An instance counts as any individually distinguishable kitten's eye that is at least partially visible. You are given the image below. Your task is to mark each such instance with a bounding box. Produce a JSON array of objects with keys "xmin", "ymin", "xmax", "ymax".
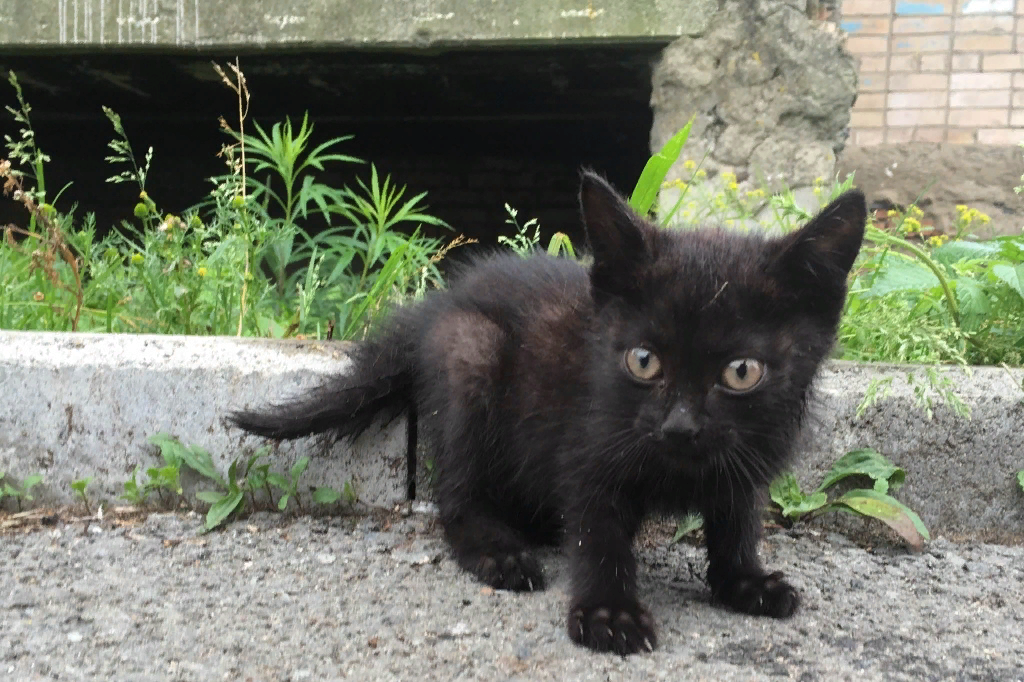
[
  {"xmin": 720, "ymin": 358, "xmax": 765, "ymax": 392},
  {"xmin": 624, "ymin": 347, "xmax": 662, "ymax": 381}
]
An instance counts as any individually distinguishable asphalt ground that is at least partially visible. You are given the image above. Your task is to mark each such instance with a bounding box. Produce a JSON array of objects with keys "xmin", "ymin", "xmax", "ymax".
[{"xmin": 2, "ymin": 506, "xmax": 1023, "ymax": 682}]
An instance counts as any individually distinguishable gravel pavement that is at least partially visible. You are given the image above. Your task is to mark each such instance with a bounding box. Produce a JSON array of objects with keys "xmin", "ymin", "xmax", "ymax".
[{"xmin": 2, "ymin": 507, "xmax": 1023, "ymax": 682}]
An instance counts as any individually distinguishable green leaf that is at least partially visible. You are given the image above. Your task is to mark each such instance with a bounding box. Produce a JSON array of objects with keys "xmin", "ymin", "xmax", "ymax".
[
  {"xmin": 147, "ymin": 432, "xmax": 187, "ymax": 470},
  {"xmin": 1017, "ymin": 470, "xmax": 1024, "ymax": 492},
  {"xmin": 22, "ymin": 474, "xmax": 43, "ymax": 493},
  {"xmin": 205, "ymin": 490, "xmax": 244, "ymax": 530},
  {"xmin": 930, "ymin": 240, "xmax": 1001, "ymax": 266},
  {"xmin": 196, "ymin": 490, "xmax": 225, "ymax": 504},
  {"xmin": 670, "ymin": 513, "xmax": 703, "ymax": 543},
  {"xmin": 266, "ymin": 473, "xmax": 291, "ymax": 490},
  {"xmin": 815, "ymin": 448, "xmax": 905, "ymax": 495},
  {"xmin": 289, "ymin": 456, "xmax": 310, "ymax": 481},
  {"xmin": 71, "ymin": 477, "xmax": 92, "ymax": 494},
  {"xmin": 312, "ymin": 487, "xmax": 342, "ymax": 504},
  {"xmin": 628, "ymin": 117, "xmax": 693, "ymax": 216},
  {"xmin": 831, "ymin": 488, "xmax": 929, "ymax": 549},
  {"xmin": 864, "ymin": 257, "xmax": 940, "ymax": 297},
  {"xmin": 991, "ymin": 263, "xmax": 1024, "ymax": 302},
  {"xmin": 769, "ymin": 473, "xmax": 828, "ymax": 520},
  {"xmin": 277, "ymin": 493, "xmax": 291, "ymax": 511}
]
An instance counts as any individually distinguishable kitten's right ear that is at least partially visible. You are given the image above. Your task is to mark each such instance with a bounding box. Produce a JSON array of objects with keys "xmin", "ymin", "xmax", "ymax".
[{"xmin": 579, "ymin": 170, "xmax": 651, "ymax": 296}]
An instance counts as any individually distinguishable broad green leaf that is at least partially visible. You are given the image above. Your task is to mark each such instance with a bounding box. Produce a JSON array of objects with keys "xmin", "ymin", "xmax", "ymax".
[
  {"xmin": 769, "ymin": 473, "xmax": 828, "ymax": 519},
  {"xmin": 930, "ymin": 240, "xmax": 1001, "ymax": 266},
  {"xmin": 815, "ymin": 448, "xmax": 905, "ymax": 495},
  {"xmin": 290, "ymin": 456, "xmax": 310, "ymax": 481},
  {"xmin": 671, "ymin": 513, "xmax": 704, "ymax": 543},
  {"xmin": 148, "ymin": 432, "xmax": 188, "ymax": 469},
  {"xmin": 992, "ymin": 263, "xmax": 1024, "ymax": 302},
  {"xmin": 22, "ymin": 474, "xmax": 43, "ymax": 491},
  {"xmin": 277, "ymin": 493, "xmax": 291, "ymax": 511},
  {"xmin": 196, "ymin": 490, "xmax": 225, "ymax": 504},
  {"xmin": 1017, "ymin": 470, "xmax": 1024, "ymax": 492},
  {"xmin": 266, "ymin": 473, "xmax": 291, "ymax": 490},
  {"xmin": 833, "ymin": 488, "xmax": 930, "ymax": 549},
  {"xmin": 864, "ymin": 257, "xmax": 939, "ymax": 297},
  {"xmin": 205, "ymin": 490, "xmax": 244, "ymax": 530},
  {"xmin": 312, "ymin": 487, "xmax": 342, "ymax": 504},
  {"xmin": 628, "ymin": 117, "xmax": 694, "ymax": 216}
]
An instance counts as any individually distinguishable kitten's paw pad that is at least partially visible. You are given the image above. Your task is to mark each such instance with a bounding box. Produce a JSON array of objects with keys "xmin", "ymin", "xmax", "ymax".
[
  {"xmin": 715, "ymin": 570, "xmax": 800, "ymax": 618},
  {"xmin": 567, "ymin": 601, "xmax": 657, "ymax": 655},
  {"xmin": 474, "ymin": 552, "xmax": 545, "ymax": 592}
]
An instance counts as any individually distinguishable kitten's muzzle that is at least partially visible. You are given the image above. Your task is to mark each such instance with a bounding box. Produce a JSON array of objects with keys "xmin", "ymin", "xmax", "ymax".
[{"xmin": 657, "ymin": 404, "xmax": 705, "ymax": 441}]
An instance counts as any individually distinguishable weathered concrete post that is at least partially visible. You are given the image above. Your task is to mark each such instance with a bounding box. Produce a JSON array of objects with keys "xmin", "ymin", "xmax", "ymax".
[{"xmin": 651, "ymin": 0, "xmax": 857, "ymax": 221}]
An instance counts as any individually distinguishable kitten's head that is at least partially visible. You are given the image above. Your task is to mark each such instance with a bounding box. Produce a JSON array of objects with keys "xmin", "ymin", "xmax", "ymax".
[{"xmin": 578, "ymin": 170, "xmax": 866, "ymax": 482}]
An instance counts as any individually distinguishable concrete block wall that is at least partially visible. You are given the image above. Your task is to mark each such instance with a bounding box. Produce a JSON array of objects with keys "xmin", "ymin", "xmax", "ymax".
[{"xmin": 843, "ymin": 0, "xmax": 1024, "ymax": 144}]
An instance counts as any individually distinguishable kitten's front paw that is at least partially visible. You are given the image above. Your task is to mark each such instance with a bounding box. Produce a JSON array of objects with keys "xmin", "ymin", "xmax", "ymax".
[
  {"xmin": 473, "ymin": 551, "xmax": 545, "ymax": 592},
  {"xmin": 713, "ymin": 570, "xmax": 799, "ymax": 618},
  {"xmin": 567, "ymin": 600, "xmax": 657, "ymax": 655}
]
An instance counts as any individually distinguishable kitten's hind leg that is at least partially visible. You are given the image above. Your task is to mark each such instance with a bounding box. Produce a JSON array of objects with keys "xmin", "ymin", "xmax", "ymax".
[
  {"xmin": 702, "ymin": 496, "xmax": 800, "ymax": 618},
  {"xmin": 440, "ymin": 509, "xmax": 546, "ymax": 592}
]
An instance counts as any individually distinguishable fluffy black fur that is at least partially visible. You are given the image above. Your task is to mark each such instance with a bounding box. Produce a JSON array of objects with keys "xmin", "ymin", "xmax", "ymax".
[{"xmin": 229, "ymin": 171, "xmax": 866, "ymax": 655}]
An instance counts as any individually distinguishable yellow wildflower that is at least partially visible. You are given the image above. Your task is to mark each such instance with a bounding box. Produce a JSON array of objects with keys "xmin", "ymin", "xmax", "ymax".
[
  {"xmin": 901, "ymin": 217, "xmax": 922, "ymax": 234},
  {"xmin": 695, "ymin": 169, "xmax": 707, "ymax": 179},
  {"xmin": 927, "ymin": 235, "xmax": 949, "ymax": 247},
  {"xmin": 197, "ymin": 267, "xmax": 208, "ymax": 277},
  {"xmin": 728, "ymin": 181, "xmax": 739, "ymax": 191},
  {"xmin": 683, "ymin": 159, "xmax": 696, "ymax": 171},
  {"xmin": 131, "ymin": 253, "xmax": 144, "ymax": 264},
  {"xmin": 906, "ymin": 204, "xmax": 924, "ymax": 219}
]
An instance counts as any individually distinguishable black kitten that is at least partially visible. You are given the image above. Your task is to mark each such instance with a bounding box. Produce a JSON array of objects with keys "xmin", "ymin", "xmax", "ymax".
[{"xmin": 230, "ymin": 171, "xmax": 866, "ymax": 655}]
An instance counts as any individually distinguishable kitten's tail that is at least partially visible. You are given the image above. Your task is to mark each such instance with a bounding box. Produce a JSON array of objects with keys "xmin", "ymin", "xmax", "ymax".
[{"xmin": 228, "ymin": 325, "xmax": 414, "ymax": 442}]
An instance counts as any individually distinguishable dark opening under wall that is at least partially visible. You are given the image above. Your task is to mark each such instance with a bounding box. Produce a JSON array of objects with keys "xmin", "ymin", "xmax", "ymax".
[{"xmin": 0, "ymin": 44, "xmax": 663, "ymax": 255}]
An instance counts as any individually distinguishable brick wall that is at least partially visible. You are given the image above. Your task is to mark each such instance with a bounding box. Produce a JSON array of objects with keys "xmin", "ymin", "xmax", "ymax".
[{"xmin": 843, "ymin": 0, "xmax": 1024, "ymax": 144}]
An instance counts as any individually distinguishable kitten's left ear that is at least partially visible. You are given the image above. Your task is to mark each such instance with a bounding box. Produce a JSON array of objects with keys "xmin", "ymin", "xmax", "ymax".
[
  {"xmin": 579, "ymin": 170, "xmax": 653, "ymax": 296},
  {"xmin": 770, "ymin": 189, "xmax": 867, "ymax": 300}
]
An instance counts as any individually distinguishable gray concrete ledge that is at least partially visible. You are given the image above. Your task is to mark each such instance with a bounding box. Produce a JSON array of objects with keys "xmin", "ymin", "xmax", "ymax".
[
  {"xmin": 1, "ymin": 331, "xmax": 1022, "ymax": 539},
  {"xmin": 0, "ymin": 0, "xmax": 713, "ymax": 50}
]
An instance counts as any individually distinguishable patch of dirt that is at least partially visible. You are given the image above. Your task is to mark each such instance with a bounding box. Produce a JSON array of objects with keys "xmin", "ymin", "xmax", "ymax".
[{"xmin": 837, "ymin": 143, "xmax": 1024, "ymax": 238}]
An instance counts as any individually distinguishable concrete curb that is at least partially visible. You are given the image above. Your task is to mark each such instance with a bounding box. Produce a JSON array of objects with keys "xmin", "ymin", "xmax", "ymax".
[{"xmin": 2, "ymin": 331, "xmax": 1022, "ymax": 538}]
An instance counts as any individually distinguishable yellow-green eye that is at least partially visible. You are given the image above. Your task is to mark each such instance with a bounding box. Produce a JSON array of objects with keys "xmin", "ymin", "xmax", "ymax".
[
  {"xmin": 624, "ymin": 347, "xmax": 662, "ymax": 381},
  {"xmin": 721, "ymin": 358, "xmax": 765, "ymax": 392}
]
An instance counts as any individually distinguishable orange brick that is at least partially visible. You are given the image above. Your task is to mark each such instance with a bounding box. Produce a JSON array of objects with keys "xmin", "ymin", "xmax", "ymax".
[
  {"xmin": 860, "ymin": 72, "xmax": 889, "ymax": 90},
  {"xmin": 956, "ymin": 16, "xmax": 1014, "ymax": 33},
  {"xmin": 844, "ymin": 0, "xmax": 894, "ymax": 15},
  {"xmin": 858, "ymin": 55, "xmax": 889, "ymax": 71},
  {"xmin": 976, "ymin": 128, "xmax": 1024, "ymax": 144},
  {"xmin": 889, "ymin": 54, "xmax": 920, "ymax": 71},
  {"xmin": 854, "ymin": 92, "xmax": 887, "ymax": 109},
  {"xmin": 982, "ymin": 52, "xmax": 1024, "ymax": 70},
  {"xmin": 951, "ymin": 71, "xmax": 1012, "ymax": 88},
  {"xmin": 892, "ymin": 34, "xmax": 951, "ymax": 52},
  {"xmin": 886, "ymin": 128, "xmax": 915, "ymax": 143},
  {"xmin": 853, "ymin": 111, "xmax": 886, "ymax": 127},
  {"xmin": 948, "ymin": 108, "xmax": 1009, "ymax": 126},
  {"xmin": 947, "ymin": 128, "xmax": 978, "ymax": 143},
  {"xmin": 950, "ymin": 89, "xmax": 1011, "ymax": 107},
  {"xmin": 920, "ymin": 54, "xmax": 949, "ymax": 71},
  {"xmin": 892, "ymin": 16, "xmax": 951, "ymax": 33},
  {"xmin": 853, "ymin": 129, "xmax": 886, "ymax": 145},
  {"xmin": 951, "ymin": 53, "xmax": 981, "ymax": 70},
  {"xmin": 954, "ymin": 35, "xmax": 1014, "ymax": 52},
  {"xmin": 888, "ymin": 90, "xmax": 949, "ymax": 108},
  {"xmin": 887, "ymin": 109, "xmax": 947, "ymax": 125},
  {"xmin": 845, "ymin": 17, "xmax": 893, "ymax": 34},
  {"xmin": 913, "ymin": 127, "xmax": 947, "ymax": 142},
  {"xmin": 889, "ymin": 73, "xmax": 950, "ymax": 89},
  {"xmin": 950, "ymin": 89, "xmax": 1011, "ymax": 106},
  {"xmin": 847, "ymin": 35, "xmax": 890, "ymax": 53}
]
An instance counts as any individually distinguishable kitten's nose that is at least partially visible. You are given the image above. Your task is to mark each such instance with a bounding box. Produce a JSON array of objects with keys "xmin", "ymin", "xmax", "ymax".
[{"xmin": 661, "ymin": 404, "xmax": 702, "ymax": 438}]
